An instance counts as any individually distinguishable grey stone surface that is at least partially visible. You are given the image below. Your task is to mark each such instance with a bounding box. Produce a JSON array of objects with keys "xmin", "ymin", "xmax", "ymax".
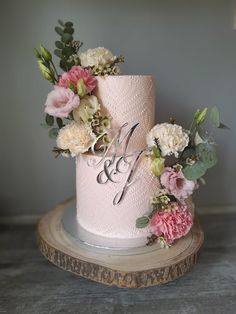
[{"xmin": 0, "ymin": 213, "xmax": 236, "ymax": 314}]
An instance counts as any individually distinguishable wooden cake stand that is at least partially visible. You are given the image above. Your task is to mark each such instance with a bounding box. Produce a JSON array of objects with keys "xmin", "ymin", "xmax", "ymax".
[{"xmin": 37, "ymin": 198, "xmax": 204, "ymax": 288}]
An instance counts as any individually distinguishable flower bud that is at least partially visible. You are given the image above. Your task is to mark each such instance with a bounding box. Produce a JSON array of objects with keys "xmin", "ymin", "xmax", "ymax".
[
  {"xmin": 151, "ymin": 157, "xmax": 165, "ymax": 177},
  {"xmin": 77, "ymin": 79, "xmax": 86, "ymax": 98},
  {"xmin": 38, "ymin": 60, "xmax": 52, "ymax": 81},
  {"xmin": 194, "ymin": 108, "xmax": 208, "ymax": 125},
  {"xmin": 33, "ymin": 48, "xmax": 41, "ymax": 59},
  {"xmin": 40, "ymin": 45, "xmax": 52, "ymax": 61}
]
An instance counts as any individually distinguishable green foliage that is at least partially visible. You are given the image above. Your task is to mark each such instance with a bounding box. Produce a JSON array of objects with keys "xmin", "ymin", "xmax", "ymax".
[
  {"xmin": 210, "ymin": 106, "xmax": 220, "ymax": 128},
  {"xmin": 53, "ymin": 20, "xmax": 78, "ymax": 71},
  {"xmin": 49, "ymin": 128, "xmax": 59, "ymax": 139},
  {"xmin": 55, "ymin": 41, "xmax": 64, "ymax": 49},
  {"xmin": 55, "ymin": 26, "xmax": 64, "ymax": 36},
  {"xmin": 45, "ymin": 114, "xmax": 54, "ymax": 126},
  {"xmin": 183, "ymin": 161, "xmax": 207, "ymax": 180},
  {"xmin": 61, "ymin": 33, "xmax": 73, "ymax": 44},
  {"xmin": 152, "ymin": 146, "xmax": 161, "ymax": 158},
  {"xmin": 56, "ymin": 118, "xmax": 63, "ymax": 129},
  {"xmin": 136, "ymin": 216, "xmax": 149, "ymax": 228},
  {"xmin": 197, "ymin": 143, "xmax": 218, "ymax": 169}
]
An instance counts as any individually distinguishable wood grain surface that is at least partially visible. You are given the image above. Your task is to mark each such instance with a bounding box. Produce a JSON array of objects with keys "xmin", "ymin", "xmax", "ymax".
[{"xmin": 37, "ymin": 199, "xmax": 203, "ymax": 288}]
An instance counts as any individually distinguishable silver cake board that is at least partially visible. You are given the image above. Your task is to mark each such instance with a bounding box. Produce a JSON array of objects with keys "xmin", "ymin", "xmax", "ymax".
[{"xmin": 37, "ymin": 197, "xmax": 204, "ymax": 288}]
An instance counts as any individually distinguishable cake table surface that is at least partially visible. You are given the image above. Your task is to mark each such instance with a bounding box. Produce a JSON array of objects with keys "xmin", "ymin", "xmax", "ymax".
[{"xmin": 0, "ymin": 204, "xmax": 236, "ymax": 313}]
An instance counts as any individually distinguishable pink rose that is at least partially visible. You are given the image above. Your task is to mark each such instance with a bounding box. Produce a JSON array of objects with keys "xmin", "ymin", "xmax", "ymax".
[
  {"xmin": 150, "ymin": 204, "xmax": 193, "ymax": 244},
  {"xmin": 44, "ymin": 86, "xmax": 80, "ymax": 118},
  {"xmin": 160, "ymin": 167, "xmax": 197, "ymax": 200},
  {"xmin": 58, "ymin": 66, "xmax": 97, "ymax": 93}
]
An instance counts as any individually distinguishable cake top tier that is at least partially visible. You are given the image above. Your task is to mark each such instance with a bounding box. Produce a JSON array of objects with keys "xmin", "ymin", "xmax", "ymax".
[{"xmin": 93, "ymin": 75, "xmax": 156, "ymax": 153}]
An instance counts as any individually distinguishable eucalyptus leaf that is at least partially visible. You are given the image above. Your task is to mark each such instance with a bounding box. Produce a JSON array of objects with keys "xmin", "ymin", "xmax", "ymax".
[
  {"xmin": 58, "ymin": 19, "xmax": 65, "ymax": 27},
  {"xmin": 197, "ymin": 143, "xmax": 218, "ymax": 169},
  {"xmin": 54, "ymin": 49, "xmax": 63, "ymax": 59},
  {"xmin": 60, "ymin": 59, "xmax": 67, "ymax": 71},
  {"xmin": 65, "ymin": 21, "xmax": 73, "ymax": 27},
  {"xmin": 45, "ymin": 114, "xmax": 54, "ymax": 126},
  {"xmin": 183, "ymin": 161, "xmax": 207, "ymax": 180},
  {"xmin": 55, "ymin": 41, "xmax": 64, "ymax": 49},
  {"xmin": 40, "ymin": 122, "xmax": 50, "ymax": 129},
  {"xmin": 64, "ymin": 27, "xmax": 74, "ymax": 35},
  {"xmin": 136, "ymin": 216, "xmax": 149, "ymax": 228},
  {"xmin": 55, "ymin": 26, "xmax": 64, "ymax": 36},
  {"xmin": 56, "ymin": 118, "xmax": 63, "ymax": 129},
  {"xmin": 62, "ymin": 46, "xmax": 75, "ymax": 57},
  {"xmin": 210, "ymin": 106, "xmax": 220, "ymax": 128},
  {"xmin": 61, "ymin": 33, "xmax": 73, "ymax": 44},
  {"xmin": 49, "ymin": 128, "xmax": 59, "ymax": 139}
]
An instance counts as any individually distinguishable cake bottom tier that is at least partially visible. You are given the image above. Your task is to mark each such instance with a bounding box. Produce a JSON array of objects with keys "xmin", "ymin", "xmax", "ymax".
[{"xmin": 76, "ymin": 154, "xmax": 195, "ymax": 249}]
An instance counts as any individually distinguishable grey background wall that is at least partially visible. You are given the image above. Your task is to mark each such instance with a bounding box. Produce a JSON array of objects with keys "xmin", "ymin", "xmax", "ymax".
[{"xmin": 1, "ymin": 0, "xmax": 235, "ymax": 216}]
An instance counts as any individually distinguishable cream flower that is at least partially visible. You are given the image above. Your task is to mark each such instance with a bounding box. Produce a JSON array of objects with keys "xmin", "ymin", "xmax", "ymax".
[
  {"xmin": 79, "ymin": 47, "xmax": 115, "ymax": 68},
  {"xmin": 56, "ymin": 122, "xmax": 96, "ymax": 157},
  {"xmin": 147, "ymin": 123, "xmax": 189, "ymax": 158},
  {"xmin": 73, "ymin": 95, "xmax": 100, "ymax": 124}
]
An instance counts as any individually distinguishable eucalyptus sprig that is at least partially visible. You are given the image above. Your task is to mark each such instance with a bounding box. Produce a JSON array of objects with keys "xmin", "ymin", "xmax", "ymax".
[{"xmin": 54, "ymin": 20, "xmax": 83, "ymax": 71}]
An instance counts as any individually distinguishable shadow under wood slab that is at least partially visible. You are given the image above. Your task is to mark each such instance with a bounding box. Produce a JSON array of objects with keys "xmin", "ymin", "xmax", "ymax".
[{"xmin": 37, "ymin": 199, "xmax": 204, "ymax": 288}]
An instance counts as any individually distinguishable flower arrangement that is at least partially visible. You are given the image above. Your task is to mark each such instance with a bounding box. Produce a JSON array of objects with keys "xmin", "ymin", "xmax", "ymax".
[
  {"xmin": 136, "ymin": 107, "xmax": 227, "ymax": 248},
  {"xmin": 33, "ymin": 20, "xmax": 124, "ymax": 157}
]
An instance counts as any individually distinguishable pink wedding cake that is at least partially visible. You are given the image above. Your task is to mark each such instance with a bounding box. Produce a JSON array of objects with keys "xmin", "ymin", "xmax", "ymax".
[
  {"xmin": 76, "ymin": 75, "xmax": 162, "ymax": 248},
  {"xmin": 35, "ymin": 20, "xmax": 220, "ymax": 252}
]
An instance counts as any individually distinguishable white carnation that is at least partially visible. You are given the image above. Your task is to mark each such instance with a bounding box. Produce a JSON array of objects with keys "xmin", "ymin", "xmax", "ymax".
[
  {"xmin": 57, "ymin": 122, "xmax": 96, "ymax": 157},
  {"xmin": 146, "ymin": 123, "xmax": 189, "ymax": 158},
  {"xmin": 79, "ymin": 47, "xmax": 115, "ymax": 68}
]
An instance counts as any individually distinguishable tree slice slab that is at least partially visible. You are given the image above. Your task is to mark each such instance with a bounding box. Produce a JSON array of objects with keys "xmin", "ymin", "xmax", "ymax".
[{"xmin": 37, "ymin": 198, "xmax": 204, "ymax": 288}]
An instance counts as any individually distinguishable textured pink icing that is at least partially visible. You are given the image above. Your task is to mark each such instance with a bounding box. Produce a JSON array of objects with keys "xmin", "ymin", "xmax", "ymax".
[
  {"xmin": 76, "ymin": 75, "xmax": 158, "ymax": 248},
  {"xmin": 93, "ymin": 75, "xmax": 155, "ymax": 152},
  {"xmin": 76, "ymin": 154, "xmax": 160, "ymax": 247}
]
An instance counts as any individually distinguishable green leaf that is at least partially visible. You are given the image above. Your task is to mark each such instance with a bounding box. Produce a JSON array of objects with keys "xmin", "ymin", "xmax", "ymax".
[
  {"xmin": 49, "ymin": 128, "xmax": 59, "ymax": 139},
  {"xmin": 61, "ymin": 33, "xmax": 73, "ymax": 44},
  {"xmin": 60, "ymin": 59, "xmax": 67, "ymax": 71},
  {"xmin": 56, "ymin": 118, "xmax": 63, "ymax": 129},
  {"xmin": 152, "ymin": 146, "xmax": 161, "ymax": 158},
  {"xmin": 136, "ymin": 216, "xmax": 149, "ymax": 228},
  {"xmin": 210, "ymin": 106, "xmax": 220, "ymax": 128},
  {"xmin": 62, "ymin": 46, "xmax": 75, "ymax": 57},
  {"xmin": 183, "ymin": 161, "xmax": 207, "ymax": 180},
  {"xmin": 58, "ymin": 19, "xmax": 65, "ymax": 27},
  {"xmin": 54, "ymin": 49, "xmax": 63, "ymax": 58},
  {"xmin": 45, "ymin": 114, "xmax": 54, "ymax": 126},
  {"xmin": 67, "ymin": 80, "xmax": 75, "ymax": 92},
  {"xmin": 64, "ymin": 27, "xmax": 74, "ymax": 34},
  {"xmin": 55, "ymin": 26, "xmax": 64, "ymax": 36},
  {"xmin": 55, "ymin": 41, "xmax": 64, "ymax": 49},
  {"xmin": 40, "ymin": 122, "xmax": 50, "ymax": 129},
  {"xmin": 197, "ymin": 143, "xmax": 218, "ymax": 169},
  {"xmin": 65, "ymin": 21, "xmax": 73, "ymax": 27}
]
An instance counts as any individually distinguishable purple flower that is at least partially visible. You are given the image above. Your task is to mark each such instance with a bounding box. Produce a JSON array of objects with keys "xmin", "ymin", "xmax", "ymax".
[{"xmin": 160, "ymin": 167, "xmax": 197, "ymax": 200}]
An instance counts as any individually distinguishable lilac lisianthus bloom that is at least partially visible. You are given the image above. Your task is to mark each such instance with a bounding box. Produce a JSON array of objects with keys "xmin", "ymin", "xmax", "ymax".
[
  {"xmin": 160, "ymin": 167, "xmax": 198, "ymax": 200},
  {"xmin": 44, "ymin": 86, "xmax": 80, "ymax": 118}
]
